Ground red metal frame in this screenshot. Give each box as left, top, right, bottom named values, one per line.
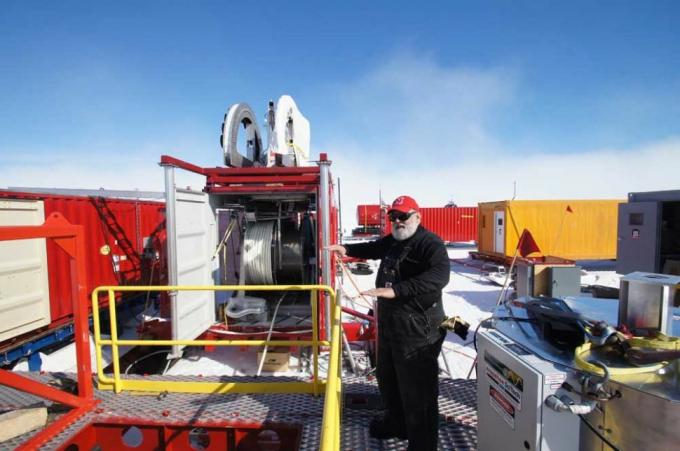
left=0, top=213, right=99, bottom=449
left=57, top=418, right=302, bottom=451
left=160, top=154, right=337, bottom=341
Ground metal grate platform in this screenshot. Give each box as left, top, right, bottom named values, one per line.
left=1, top=373, right=478, bottom=450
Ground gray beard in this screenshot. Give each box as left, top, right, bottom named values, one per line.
left=392, top=222, right=418, bottom=241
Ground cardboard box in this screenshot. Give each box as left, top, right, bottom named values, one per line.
left=257, top=347, right=290, bottom=372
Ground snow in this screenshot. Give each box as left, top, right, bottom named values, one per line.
left=11, top=245, right=619, bottom=382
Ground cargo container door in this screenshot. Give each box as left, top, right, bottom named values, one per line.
left=494, top=211, right=505, bottom=254
left=168, top=188, right=216, bottom=357
left=0, top=199, right=51, bottom=341
left=616, top=202, right=659, bottom=274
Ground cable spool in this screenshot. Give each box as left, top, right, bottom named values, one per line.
left=243, top=219, right=306, bottom=285
left=244, top=221, right=275, bottom=284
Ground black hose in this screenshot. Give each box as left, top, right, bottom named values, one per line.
left=578, top=414, right=620, bottom=451
left=473, top=317, right=492, bottom=353
left=124, top=350, right=171, bottom=375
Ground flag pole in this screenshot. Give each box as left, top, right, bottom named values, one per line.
left=495, top=244, right=520, bottom=306
left=468, top=230, right=534, bottom=379
left=551, top=205, right=571, bottom=255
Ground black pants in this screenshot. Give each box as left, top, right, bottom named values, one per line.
left=376, top=305, right=445, bottom=451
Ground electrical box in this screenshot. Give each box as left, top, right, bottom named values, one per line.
left=516, top=258, right=578, bottom=298
left=548, top=266, right=582, bottom=298
left=476, top=329, right=580, bottom=451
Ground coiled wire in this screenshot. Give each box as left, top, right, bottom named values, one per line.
left=243, top=220, right=275, bottom=284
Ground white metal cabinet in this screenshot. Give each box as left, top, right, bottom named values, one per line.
left=0, top=199, right=51, bottom=341
left=167, top=188, right=216, bottom=357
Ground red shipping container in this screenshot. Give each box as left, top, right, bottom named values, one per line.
left=383, top=206, right=478, bottom=243
left=0, top=191, right=166, bottom=329
left=356, top=204, right=382, bottom=227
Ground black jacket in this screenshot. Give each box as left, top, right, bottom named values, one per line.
left=345, top=226, right=450, bottom=311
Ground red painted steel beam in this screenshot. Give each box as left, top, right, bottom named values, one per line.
left=0, top=215, right=83, bottom=241
left=0, top=370, right=88, bottom=408
left=70, top=219, right=95, bottom=399
left=204, top=166, right=320, bottom=176
left=206, top=175, right=320, bottom=184
left=341, top=306, right=375, bottom=323
left=159, top=155, right=208, bottom=175
left=206, top=186, right=317, bottom=193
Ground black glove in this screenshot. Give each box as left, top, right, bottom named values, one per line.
left=440, top=316, right=470, bottom=340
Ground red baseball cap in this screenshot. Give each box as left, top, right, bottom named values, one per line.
left=388, top=195, right=419, bottom=214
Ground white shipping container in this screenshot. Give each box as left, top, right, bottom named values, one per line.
left=0, top=199, right=51, bottom=341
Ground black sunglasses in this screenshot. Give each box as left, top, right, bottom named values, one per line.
left=388, top=211, right=415, bottom=222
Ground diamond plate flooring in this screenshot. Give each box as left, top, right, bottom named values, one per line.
left=1, top=373, right=478, bottom=450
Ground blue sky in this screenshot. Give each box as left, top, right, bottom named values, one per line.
left=1, top=1, right=679, bottom=227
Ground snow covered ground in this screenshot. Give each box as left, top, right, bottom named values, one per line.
left=12, top=245, right=621, bottom=382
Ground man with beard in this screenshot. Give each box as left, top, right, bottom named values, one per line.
left=327, top=195, right=450, bottom=451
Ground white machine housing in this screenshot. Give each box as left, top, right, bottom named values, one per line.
left=477, top=328, right=580, bottom=451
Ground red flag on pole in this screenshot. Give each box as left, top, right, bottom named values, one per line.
left=566, top=205, right=573, bottom=213
left=518, top=229, right=541, bottom=257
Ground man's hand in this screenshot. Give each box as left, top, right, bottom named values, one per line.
left=362, top=287, right=396, bottom=299
left=325, top=244, right=347, bottom=258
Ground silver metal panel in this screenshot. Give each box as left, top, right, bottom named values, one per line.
left=516, top=261, right=533, bottom=298
left=617, top=201, right=660, bottom=274
left=0, top=199, right=51, bottom=341
left=549, top=266, right=581, bottom=298
left=618, top=272, right=680, bottom=335
left=597, top=379, right=680, bottom=451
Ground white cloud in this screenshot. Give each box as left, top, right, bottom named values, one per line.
left=321, top=54, right=680, bottom=231
left=331, top=138, right=680, bottom=232
left=328, top=51, right=518, bottom=166
left=0, top=146, right=206, bottom=193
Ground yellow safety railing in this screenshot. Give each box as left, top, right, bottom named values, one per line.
left=92, top=285, right=329, bottom=393
left=319, top=281, right=343, bottom=451
left=92, top=284, right=343, bottom=449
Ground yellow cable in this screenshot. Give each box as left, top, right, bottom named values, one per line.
left=574, top=335, right=680, bottom=377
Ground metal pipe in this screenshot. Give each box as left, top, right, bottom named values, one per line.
left=162, top=164, right=181, bottom=358
left=337, top=287, right=357, bottom=374
left=318, top=154, right=332, bottom=337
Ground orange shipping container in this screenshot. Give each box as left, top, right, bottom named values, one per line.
left=477, top=199, right=623, bottom=260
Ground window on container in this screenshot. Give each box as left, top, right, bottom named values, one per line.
left=629, top=213, right=644, bottom=226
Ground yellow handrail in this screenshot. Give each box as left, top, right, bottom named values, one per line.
left=91, top=283, right=343, bottom=450
left=320, top=283, right=343, bottom=451
left=92, top=285, right=332, bottom=393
